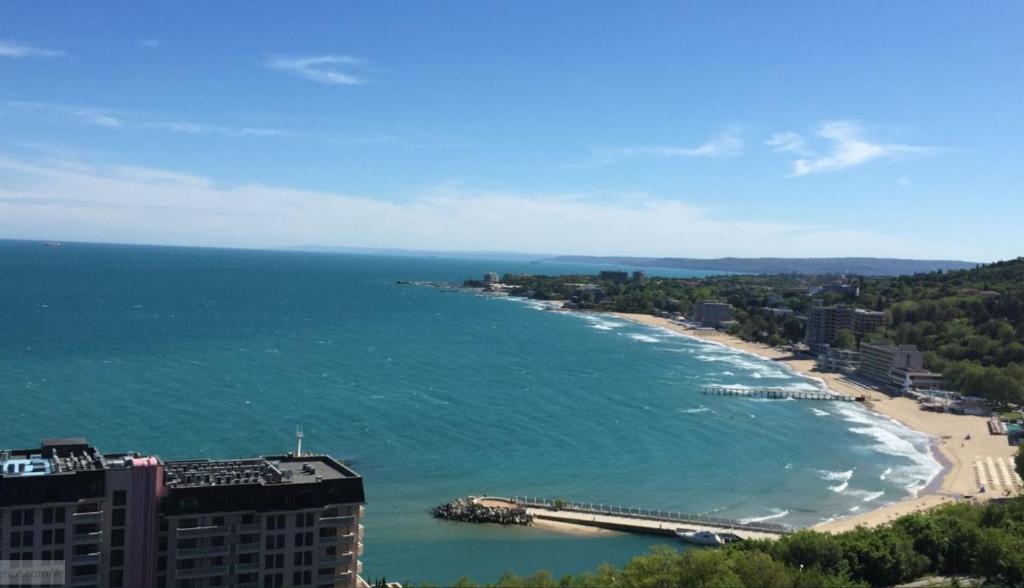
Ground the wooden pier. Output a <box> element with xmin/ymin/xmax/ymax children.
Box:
<box><xmin>474</xmin><ymin>496</ymin><xmax>790</xmax><ymax>541</ymax></box>
<box><xmin>702</xmin><ymin>385</ymin><xmax>862</xmax><ymax>402</ymax></box>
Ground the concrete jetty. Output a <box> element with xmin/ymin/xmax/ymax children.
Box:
<box><xmin>702</xmin><ymin>385</ymin><xmax>862</xmax><ymax>402</ymax></box>
<box><xmin>474</xmin><ymin>496</ymin><xmax>789</xmax><ymax>542</ymax></box>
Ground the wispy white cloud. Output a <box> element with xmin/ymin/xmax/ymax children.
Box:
<box><xmin>0</xmin><ymin>153</ymin><xmax>932</xmax><ymax>258</ymax></box>
<box><xmin>265</xmin><ymin>55</ymin><xmax>366</xmax><ymax>85</ymax></box>
<box><xmin>587</xmin><ymin>128</ymin><xmax>743</xmax><ymax>166</ymax></box>
<box><xmin>765</xmin><ymin>131</ymin><xmax>809</xmax><ymax>156</ymax></box>
<box><xmin>772</xmin><ymin>121</ymin><xmax>937</xmax><ymax>177</ymax></box>
<box><xmin>138</xmin><ymin>39</ymin><xmax>162</xmax><ymax>49</ymax></box>
<box><xmin>140</xmin><ymin>121</ymin><xmax>288</xmax><ymax>138</ymax></box>
<box><xmin>4</xmin><ymin>101</ymin><xmax>123</xmax><ymax>128</ymax></box>
<box><xmin>0</xmin><ymin>40</ymin><xmax>64</xmax><ymax>58</ymax></box>
<box><xmin>5</xmin><ymin>101</ymin><xmax>287</xmax><ymax>137</ymax></box>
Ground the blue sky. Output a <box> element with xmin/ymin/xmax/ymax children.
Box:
<box><xmin>1</xmin><ymin>2</ymin><xmax>1021</xmax><ymax>260</ymax></box>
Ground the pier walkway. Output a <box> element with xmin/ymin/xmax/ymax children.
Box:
<box><xmin>702</xmin><ymin>385</ymin><xmax>861</xmax><ymax>402</ymax></box>
<box><xmin>477</xmin><ymin>496</ymin><xmax>790</xmax><ymax>541</ymax></box>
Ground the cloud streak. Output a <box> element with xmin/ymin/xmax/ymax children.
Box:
<box><xmin>0</xmin><ymin>153</ymin><xmax>930</xmax><ymax>258</ymax></box>
<box><xmin>0</xmin><ymin>40</ymin><xmax>64</xmax><ymax>58</ymax></box>
<box><xmin>4</xmin><ymin>101</ymin><xmax>289</xmax><ymax>138</ymax></box>
<box><xmin>265</xmin><ymin>55</ymin><xmax>366</xmax><ymax>85</ymax></box>
<box><xmin>771</xmin><ymin>121</ymin><xmax>936</xmax><ymax>177</ymax></box>
<box><xmin>587</xmin><ymin>128</ymin><xmax>743</xmax><ymax>165</ymax></box>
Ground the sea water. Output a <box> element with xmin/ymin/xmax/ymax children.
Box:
<box><xmin>0</xmin><ymin>241</ymin><xmax>941</xmax><ymax>583</ymax></box>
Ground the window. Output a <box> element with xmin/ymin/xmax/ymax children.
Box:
<box><xmin>43</xmin><ymin>529</ymin><xmax>53</xmax><ymax>545</ymax></box>
<box><xmin>55</xmin><ymin>508</ymin><xmax>65</xmax><ymax>523</ymax></box>
<box><xmin>111</xmin><ymin>549</ymin><xmax>124</xmax><ymax>567</ymax></box>
<box><xmin>43</xmin><ymin>508</ymin><xmax>53</xmax><ymax>525</ymax></box>
<box><xmin>54</xmin><ymin>529</ymin><xmax>64</xmax><ymax>544</ymax></box>
<box><xmin>112</xmin><ymin>529</ymin><xmax>124</xmax><ymax>547</ymax></box>
<box><xmin>113</xmin><ymin>490</ymin><xmax>127</xmax><ymax>506</ymax></box>
<box><xmin>110</xmin><ymin>569</ymin><xmax>124</xmax><ymax>588</ymax></box>
<box><xmin>112</xmin><ymin>509</ymin><xmax>126</xmax><ymax>527</ymax></box>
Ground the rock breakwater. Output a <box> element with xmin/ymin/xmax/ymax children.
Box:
<box><xmin>431</xmin><ymin>497</ymin><xmax>532</xmax><ymax>526</ymax></box>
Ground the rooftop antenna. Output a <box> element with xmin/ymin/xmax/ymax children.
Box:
<box><xmin>295</xmin><ymin>425</ymin><xmax>304</xmax><ymax>456</ymax></box>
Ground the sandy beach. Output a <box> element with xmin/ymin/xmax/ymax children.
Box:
<box><xmin>609</xmin><ymin>312</ymin><xmax>1021</xmax><ymax>533</ymax></box>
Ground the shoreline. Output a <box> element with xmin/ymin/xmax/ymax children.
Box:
<box><xmin>605</xmin><ymin>311</ymin><xmax>1019</xmax><ymax>533</ymax></box>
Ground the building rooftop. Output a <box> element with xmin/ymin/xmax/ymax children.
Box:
<box><xmin>0</xmin><ymin>439</ymin><xmax>109</xmax><ymax>478</ymax></box>
<box><xmin>163</xmin><ymin>455</ymin><xmax>354</xmax><ymax>489</ymax></box>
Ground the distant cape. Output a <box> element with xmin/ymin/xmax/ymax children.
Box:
<box><xmin>544</xmin><ymin>256</ymin><xmax>978</xmax><ymax>276</ymax></box>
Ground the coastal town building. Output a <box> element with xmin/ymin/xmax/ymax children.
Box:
<box><xmin>598</xmin><ymin>270</ymin><xmax>629</xmax><ymax>283</ymax></box>
<box><xmin>817</xmin><ymin>346</ymin><xmax>862</xmax><ymax>374</ymax></box>
<box><xmin>631</xmin><ymin>271</ymin><xmax>647</xmax><ymax>286</ymax></box>
<box><xmin>763</xmin><ymin>307</ymin><xmax>795</xmax><ymax>319</ymax></box>
<box><xmin>692</xmin><ymin>301</ymin><xmax>734</xmax><ymax>329</ymax></box>
<box><xmin>0</xmin><ymin>438</ymin><xmax>366</xmax><ymax>588</ymax></box>
<box><xmin>804</xmin><ymin>303</ymin><xmax>887</xmax><ymax>354</ymax></box>
<box><xmin>482</xmin><ymin>272</ymin><xmax>499</xmax><ymax>285</ymax></box>
<box><xmin>858</xmin><ymin>342</ymin><xmax>946</xmax><ymax>391</ymax></box>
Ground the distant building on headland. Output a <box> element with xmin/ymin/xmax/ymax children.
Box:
<box><xmin>858</xmin><ymin>342</ymin><xmax>946</xmax><ymax>391</ymax></box>
<box><xmin>692</xmin><ymin>300</ymin><xmax>734</xmax><ymax>329</ymax></box>
<box><xmin>632</xmin><ymin>271</ymin><xmax>647</xmax><ymax>286</ymax></box>
<box><xmin>0</xmin><ymin>438</ymin><xmax>366</xmax><ymax>588</ymax></box>
<box><xmin>598</xmin><ymin>270</ymin><xmax>629</xmax><ymax>283</ymax></box>
<box><xmin>804</xmin><ymin>302</ymin><xmax>887</xmax><ymax>354</ymax></box>
<box><xmin>482</xmin><ymin>272</ymin><xmax>499</xmax><ymax>285</ymax></box>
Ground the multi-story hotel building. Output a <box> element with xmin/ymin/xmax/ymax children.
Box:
<box><xmin>692</xmin><ymin>300</ymin><xmax>734</xmax><ymax>328</ymax></box>
<box><xmin>0</xmin><ymin>438</ymin><xmax>366</xmax><ymax>588</ymax></box>
<box><xmin>804</xmin><ymin>303</ymin><xmax>887</xmax><ymax>353</ymax></box>
<box><xmin>858</xmin><ymin>342</ymin><xmax>946</xmax><ymax>392</ymax></box>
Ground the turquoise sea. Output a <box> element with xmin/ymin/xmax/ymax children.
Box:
<box><xmin>0</xmin><ymin>241</ymin><xmax>941</xmax><ymax>584</ymax></box>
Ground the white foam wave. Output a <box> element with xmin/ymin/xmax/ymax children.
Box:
<box><xmin>629</xmin><ymin>334</ymin><xmax>659</xmax><ymax>343</ymax></box>
<box><xmin>738</xmin><ymin>509</ymin><xmax>789</xmax><ymax>524</ymax></box>
<box><xmin>880</xmin><ymin>467</ymin><xmax>892</xmax><ymax>481</ymax></box>
<box><xmin>829</xmin><ymin>481</ymin><xmax>849</xmax><ymax>493</ymax></box>
<box><xmin>848</xmin><ymin>506</ymin><xmax>861</xmax><ymax>513</ymax></box>
<box><xmin>678</xmin><ymin>407</ymin><xmax>711</xmax><ymax>414</ymax></box>
<box><xmin>817</xmin><ymin>469</ymin><xmax>854</xmax><ymax>481</ymax></box>
<box><xmin>849</xmin><ymin>490</ymin><xmax>885</xmax><ymax>502</ymax></box>
<box><xmin>836</xmin><ymin>405</ymin><xmax>942</xmax><ymax>497</ymax></box>
<box><xmin>810</xmin><ymin>408</ymin><xmax>830</xmax><ymax>417</ymax></box>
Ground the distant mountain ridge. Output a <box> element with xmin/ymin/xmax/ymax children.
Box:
<box><xmin>546</xmin><ymin>256</ymin><xmax>979</xmax><ymax>276</ymax></box>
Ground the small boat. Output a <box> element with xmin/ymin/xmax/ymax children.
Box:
<box><xmin>44</xmin><ymin>241</ymin><xmax>62</xmax><ymax>247</ymax></box>
<box><xmin>675</xmin><ymin>529</ymin><xmax>725</xmax><ymax>546</ymax></box>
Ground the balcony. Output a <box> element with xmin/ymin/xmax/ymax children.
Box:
<box><xmin>73</xmin><ymin>531</ymin><xmax>103</xmax><ymax>544</ymax></box>
<box><xmin>71</xmin><ymin>510</ymin><xmax>102</xmax><ymax>522</ymax></box>
<box><xmin>357</xmin><ymin>541</ymin><xmax>364</xmax><ymax>557</ymax></box>
<box><xmin>176</xmin><ymin>545</ymin><xmax>230</xmax><ymax>559</ymax></box>
<box><xmin>175</xmin><ymin>564</ymin><xmax>229</xmax><ymax>580</ymax></box>
<box><xmin>176</xmin><ymin>525</ymin><xmax>227</xmax><ymax>538</ymax></box>
<box><xmin>318</xmin><ymin>551</ymin><xmax>354</xmax><ymax>567</ymax></box>
<box><xmin>236</xmin><ymin>523</ymin><xmax>261</xmax><ymax>534</ymax></box>
<box><xmin>236</xmin><ymin>561</ymin><xmax>259</xmax><ymax>573</ymax></box>
<box><xmin>236</xmin><ymin>541</ymin><xmax>261</xmax><ymax>554</ymax></box>
<box><xmin>318</xmin><ymin>514</ymin><xmax>355</xmax><ymax>527</ymax></box>
<box><xmin>71</xmin><ymin>551</ymin><xmax>100</xmax><ymax>564</ymax></box>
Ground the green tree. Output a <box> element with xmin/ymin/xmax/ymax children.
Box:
<box><xmin>831</xmin><ymin>328</ymin><xmax>856</xmax><ymax>350</ymax></box>
<box><xmin>1016</xmin><ymin>448</ymin><xmax>1024</xmax><ymax>481</ymax></box>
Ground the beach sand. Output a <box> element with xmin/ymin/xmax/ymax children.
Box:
<box><xmin>609</xmin><ymin>312</ymin><xmax>1021</xmax><ymax>533</ymax></box>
